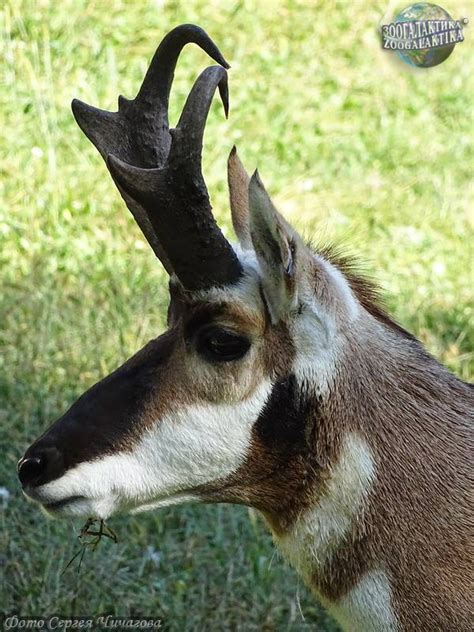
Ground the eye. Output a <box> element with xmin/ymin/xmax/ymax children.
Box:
<box><xmin>195</xmin><ymin>326</ymin><xmax>251</xmax><ymax>362</ymax></box>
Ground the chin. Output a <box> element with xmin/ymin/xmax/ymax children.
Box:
<box><xmin>38</xmin><ymin>496</ymin><xmax>115</xmax><ymax>520</ymax></box>
<box><xmin>27</xmin><ymin>489</ymin><xmax>200</xmax><ymax>521</ymax></box>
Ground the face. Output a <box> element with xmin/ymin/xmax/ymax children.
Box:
<box><xmin>18</xmin><ymin>256</ymin><xmax>285</xmax><ymax>518</ymax></box>
<box><xmin>19</xmin><ymin>149</ymin><xmax>359</xmax><ymax>524</ymax></box>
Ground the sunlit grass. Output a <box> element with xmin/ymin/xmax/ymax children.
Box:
<box><xmin>1</xmin><ymin>0</ymin><xmax>472</xmax><ymax>629</ymax></box>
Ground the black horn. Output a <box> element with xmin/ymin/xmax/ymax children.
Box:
<box><xmin>71</xmin><ymin>24</ymin><xmax>242</xmax><ymax>289</ymax></box>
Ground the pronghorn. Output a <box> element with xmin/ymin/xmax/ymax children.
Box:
<box><xmin>19</xmin><ymin>24</ymin><xmax>472</xmax><ymax>631</ymax></box>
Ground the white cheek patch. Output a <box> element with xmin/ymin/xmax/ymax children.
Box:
<box><xmin>36</xmin><ymin>379</ymin><xmax>273</xmax><ymax>518</ymax></box>
<box><xmin>315</xmin><ymin>255</ymin><xmax>360</xmax><ymax>324</ymax></box>
<box><xmin>291</xmin><ymin>302</ymin><xmax>339</xmax><ymax>398</ymax></box>
<box><xmin>273</xmin><ymin>433</ymin><xmax>375</xmax><ymax>582</ymax></box>
<box><xmin>291</xmin><ymin>280</ymin><xmax>347</xmax><ymax>401</ymax></box>
<box><xmin>333</xmin><ymin>570</ymin><xmax>399</xmax><ymax>632</ymax></box>
<box><xmin>290</xmin><ymin>254</ymin><xmax>359</xmax><ymax>400</ymax></box>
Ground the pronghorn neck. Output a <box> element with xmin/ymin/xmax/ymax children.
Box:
<box><xmin>266</xmin><ymin>313</ymin><xmax>473</xmax><ymax>631</ymax></box>
<box><xmin>267</xmin><ymin>410</ymin><xmax>398</xmax><ymax>630</ymax></box>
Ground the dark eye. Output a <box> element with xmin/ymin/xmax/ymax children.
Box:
<box><xmin>196</xmin><ymin>326</ymin><xmax>250</xmax><ymax>362</ymax></box>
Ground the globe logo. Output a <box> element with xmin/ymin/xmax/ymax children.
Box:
<box><xmin>381</xmin><ymin>2</ymin><xmax>467</xmax><ymax>68</ymax></box>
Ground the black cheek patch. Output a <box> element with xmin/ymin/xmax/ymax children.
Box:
<box><xmin>254</xmin><ymin>374</ymin><xmax>313</xmax><ymax>454</ymax></box>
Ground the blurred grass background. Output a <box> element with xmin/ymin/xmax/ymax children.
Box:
<box><xmin>0</xmin><ymin>0</ymin><xmax>472</xmax><ymax>629</ymax></box>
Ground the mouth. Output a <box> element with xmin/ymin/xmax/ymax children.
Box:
<box><xmin>23</xmin><ymin>484</ymin><xmax>198</xmax><ymax>520</ymax></box>
<box><xmin>42</xmin><ymin>495</ymin><xmax>86</xmax><ymax>511</ymax></box>
<box><xmin>22</xmin><ymin>488</ymin><xmax>93</xmax><ymax>517</ymax></box>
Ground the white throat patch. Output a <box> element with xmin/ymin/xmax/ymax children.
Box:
<box><xmin>332</xmin><ymin>570</ymin><xmax>399</xmax><ymax>632</ymax></box>
<box><xmin>272</xmin><ymin>433</ymin><xmax>375</xmax><ymax>581</ymax></box>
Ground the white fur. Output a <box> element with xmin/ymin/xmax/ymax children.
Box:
<box><xmin>316</xmin><ymin>254</ymin><xmax>360</xmax><ymax>323</ymax></box>
<box><xmin>290</xmin><ymin>253</ymin><xmax>360</xmax><ymax>399</ymax></box>
<box><xmin>31</xmin><ymin>379</ymin><xmax>273</xmax><ymax>518</ymax></box>
<box><xmin>291</xmin><ymin>294</ymin><xmax>340</xmax><ymax>399</ymax></box>
<box><xmin>194</xmin><ymin>244</ymin><xmax>263</xmax><ymax>308</ymax></box>
<box><xmin>273</xmin><ymin>433</ymin><xmax>375</xmax><ymax>582</ymax></box>
<box><xmin>331</xmin><ymin>570</ymin><xmax>399</xmax><ymax>631</ymax></box>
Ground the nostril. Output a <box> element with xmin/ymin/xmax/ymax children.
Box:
<box><xmin>18</xmin><ymin>456</ymin><xmax>45</xmax><ymax>487</ymax></box>
<box><xmin>18</xmin><ymin>446</ymin><xmax>66</xmax><ymax>488</ymax></box>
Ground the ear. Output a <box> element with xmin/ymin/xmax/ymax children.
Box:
<box><xmin>227</xmin><ymin>146</ymin><xmax>252</xmax><ymax>249</ymax></box>
<box><xmin>248</xmin><ymin>171</ymin><xmax>297</xmax><ymax>323</ymax></box>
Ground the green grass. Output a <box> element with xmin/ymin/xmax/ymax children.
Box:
<box><xmin>1</xmin><ymin>0</ymin><xmax>472</xmax><ymax>629</ymax></box>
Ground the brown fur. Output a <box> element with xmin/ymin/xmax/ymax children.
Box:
<box><xmin>234</xmin><ymin>295</ymin><xmax>472</xmax><ymax>629</ymax></box>
<box><xmin>335</xmin><ymin>326</ymin><xmax>473</xmax><ymax>631</ymax></box>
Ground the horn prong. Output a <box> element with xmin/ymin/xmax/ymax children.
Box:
<box><xmin>106</xmin><ymin>155</ymin><xmax>159</xmax><ymax>199</ymax></box>
<box><xmin>171</xmin><ymin>66</ymin><xmax>229</xmax><ymax>162</ymax></box>
<box><xmin>71</xmin><ymin>99</ymin><xmax>121</xmax><ymax>159</ymax></box>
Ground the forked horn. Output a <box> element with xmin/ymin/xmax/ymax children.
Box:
<box><xmin>71</xmin><ymin>24</ymin><xmax>242</xmax><ymax>289</ymax></box>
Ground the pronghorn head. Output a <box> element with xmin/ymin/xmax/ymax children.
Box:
<box><xmin>19</xmin><ymin>25</ymin><xmax>364</xmax><ymax>525</ymax></box>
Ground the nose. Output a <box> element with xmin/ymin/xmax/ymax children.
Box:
<box><xmin>18</xmin><ymin>446</ymin><xmax>66</xmax><ymax>488</ymax></box>
<box><xmin>18</xmin><ymin>456</ymin><xmax>43</xmax><ymax>486</ymax></box>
